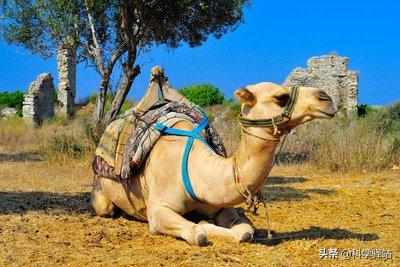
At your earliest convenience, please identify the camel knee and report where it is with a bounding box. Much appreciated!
[148,213,161,234]
[148,207,166,234]
[91,181,117,217]
[148,207,179,234]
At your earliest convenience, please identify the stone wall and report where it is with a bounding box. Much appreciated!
[57,47,76,117]
[283,54,358,111]
[22,73,55,125]
[0,107,17,117]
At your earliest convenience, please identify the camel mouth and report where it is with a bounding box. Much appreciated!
[316,109,336,118]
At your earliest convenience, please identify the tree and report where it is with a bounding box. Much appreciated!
[0,0,81,57]
[1,0,250,125]
[0,0,81,117]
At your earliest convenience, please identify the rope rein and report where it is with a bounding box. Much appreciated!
[233,134,288,240]
[239,124,280,141]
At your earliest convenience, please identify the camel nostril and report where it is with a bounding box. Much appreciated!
[317,91,332,101]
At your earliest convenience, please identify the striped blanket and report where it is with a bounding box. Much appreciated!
[93,102,226,180]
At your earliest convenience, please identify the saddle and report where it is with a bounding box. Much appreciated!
[93,66,227,183]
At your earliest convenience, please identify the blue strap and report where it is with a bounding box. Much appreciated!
[155,124,206,141]
[182,137,199,201]
[155,117,211,202]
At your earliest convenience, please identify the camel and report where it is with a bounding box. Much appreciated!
[91,81,336,246]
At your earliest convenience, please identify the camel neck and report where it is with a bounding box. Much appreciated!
[195,126,280,207]
[233,127,280,195]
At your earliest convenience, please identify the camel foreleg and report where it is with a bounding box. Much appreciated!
[201,207,254,242]
[148,206,208,246]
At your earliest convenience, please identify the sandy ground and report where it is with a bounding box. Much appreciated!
[0,156,399,266]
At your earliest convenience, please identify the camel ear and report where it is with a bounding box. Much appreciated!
[235,87,256,106]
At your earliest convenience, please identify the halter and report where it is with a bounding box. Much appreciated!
[238,86,299,131]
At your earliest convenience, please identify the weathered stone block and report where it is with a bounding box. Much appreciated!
[22,73,55,125]
[283,54,358,112]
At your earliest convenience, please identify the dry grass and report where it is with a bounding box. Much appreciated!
[209,102,400,170]
[206,104,240,155]
[296,114,400,171]
[0,158,398,266]
[0,103,399,265]
[0,116,95,160]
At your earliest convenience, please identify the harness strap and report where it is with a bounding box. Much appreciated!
[238,86,299,128]
[155,116,212,202]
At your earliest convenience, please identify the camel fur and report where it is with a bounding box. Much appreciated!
[91,81,336,246]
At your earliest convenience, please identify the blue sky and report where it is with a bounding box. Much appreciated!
[0,0,399,105]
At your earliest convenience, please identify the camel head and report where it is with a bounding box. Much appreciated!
[235,82,337,135]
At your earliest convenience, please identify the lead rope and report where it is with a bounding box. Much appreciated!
[234,132,289,240]
[258,133,288,240]
[271,117,281,136]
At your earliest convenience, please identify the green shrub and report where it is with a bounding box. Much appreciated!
[387,101,400,119]
[81,118,104,146]
[179,83,224,107]
[120,99,135,114]
[363,103,400,133]
[89,93,98,104]
[223,99,241,117]
[0,90,25,116]
[45,134,88,158]
[43,115,70,126]
[357,104,376,117]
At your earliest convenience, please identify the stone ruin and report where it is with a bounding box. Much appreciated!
[22,73,55,125]
[283,54,358,111]
[57,47,76,117]
[21,47,76,124]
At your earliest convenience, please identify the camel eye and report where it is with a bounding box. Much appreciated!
[275,94,290,107]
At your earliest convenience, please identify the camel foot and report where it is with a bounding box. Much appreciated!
[231,219,254,243]
[185,226,208,246]
[194,231,208,246]
[239,232,253,243]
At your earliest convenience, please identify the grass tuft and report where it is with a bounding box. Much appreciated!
[44,134,88,158]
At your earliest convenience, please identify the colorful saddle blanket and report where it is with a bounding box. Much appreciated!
[93,102,227,180]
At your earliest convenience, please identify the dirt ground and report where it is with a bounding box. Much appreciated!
[0,156,399,266]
